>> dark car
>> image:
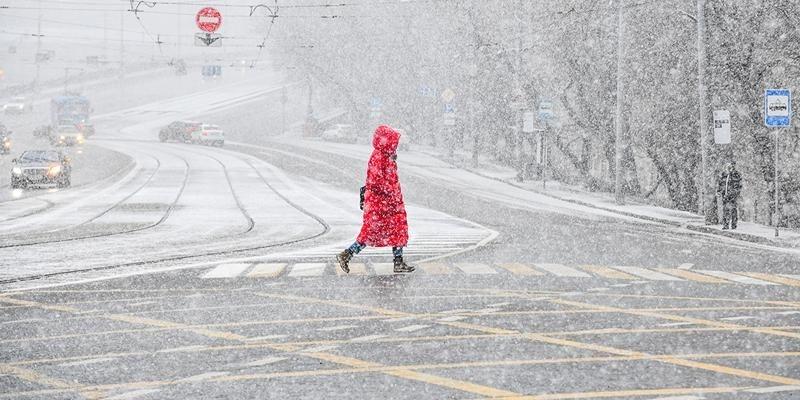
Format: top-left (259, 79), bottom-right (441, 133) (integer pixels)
top-left (159, 120), bottom-right (200, 143)
top-left (11, 150), bottom-right (71, 189)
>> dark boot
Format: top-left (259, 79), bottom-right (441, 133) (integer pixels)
top-left (336, 249), bottom-right (353, 274)
top-left (393, 256), bottom-right (415, 273)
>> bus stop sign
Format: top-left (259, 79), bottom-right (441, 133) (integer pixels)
top-left (765, 89), bottom-right (791, 128)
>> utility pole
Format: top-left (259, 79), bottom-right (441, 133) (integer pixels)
top-left (614, 0), bottom-right (626, 205)
top-left (697, 0), bottom-right (713, 223)
top-left (35, 0), bottom-right (42, 92)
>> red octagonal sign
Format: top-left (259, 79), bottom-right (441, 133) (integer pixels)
top-left (196, 7), bottom-right (222, 33)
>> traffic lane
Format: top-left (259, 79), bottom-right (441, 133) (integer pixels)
top-left (237, 140), bottom-right (800, 272)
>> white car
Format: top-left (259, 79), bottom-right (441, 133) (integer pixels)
top-left (3, 97), bottom-right (31, 114)
top-left (191, 123), bottom-right (224, 147)
top-left (322, 124), bottom-right (356, 143)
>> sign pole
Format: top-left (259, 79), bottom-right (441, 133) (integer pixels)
top-left (542, 122), bottom-right (548, 190)
top-left (775, 130), bottom-right (780, 237)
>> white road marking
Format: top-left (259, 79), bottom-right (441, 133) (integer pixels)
top-left (126, 301), bottom-right (157, 307)
top-left (245, 335), bottom-right (289, 341)
top-left (612, 266), bottom-right (684, 281)
top-left (157, 345), bottom-right (208, 353)
top-left (696, 270), bottom-right (777, 285)
top-left (649, 396), bottom-right (705, 400)
top-left (609, 284), bottom-right (631, 288)
top-left (58, 357), bottom-right (117, 367)
top-left (745, 385), bottom-right (800, 393)
top-left (438, 309), bottom-right (474, 314)
top-left (176, 372), bottom-right (229, 383)
top-left (658, 322), bottom-right (696, 327)
top-left (247, 263), bottom-right (286, 278)
top-left (350, 334), bottom-right (388, 342)
top-left (486, 302), bottom-right (512, 308)
top-left (534, 263), bottom-right (591, 278)
top-left (395, 324), bottom-right (430, 333)
top-left (774, 311), bottom-right (800, 316)
top-left (317, 325), bottom-right (359, 332)
top-left (287, 263), bottom-right (326, 277)
top-left (439, 316), bottom-right (467, 322)
top-left (201, 263), bottom-right (251, 279)
top-left (476, 308), bottom-right (501, 314)
top-left (372, 263), bottom-right (394, 275)
top-left (587, 287), bottom-right (610, 292)
top-left (454, 263), bottom-right (498, 275)
top-left (720, 316), bottom-right (756, 321)
top-left (780, 274), bottom-right (800, 281)
top-left (0, 318), bottom-right (45, 325)
top-left (299, 345), bottom-right (339, 353)
top-left (678, 263), bottom-right (695, 270)
top-left (106, 389), bottom-right (162, 400)
top-left (382, 316), bottom-right (418, 323)
top-left (233, 357), bottom-right (287, 368)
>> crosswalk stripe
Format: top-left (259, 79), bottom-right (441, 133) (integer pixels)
top-left (737, 272), bottom-right (800, 288)
top-left (655, 268), bottom-right (730, 284)
top-left (419, 263), bottom-right (451, 274)
top-left (580, 265), bottom-right (638, 280)
top-left (495, 263), bottom-right (544, 276)
top-left (335, 262), bottom-right (367, 276)
top-left (612, 266), bottom-right (683, 281)
top-left (373, 263), bottom-right (395, 275)
top-left (533, 263), bottom-right (591, 278)
top-left (287, 263), bottom-right (327, 277)
top-left (455, 263), bottom-right (498, 275)
top-left (695, 270), bottom-right (777, 285)
top-left (246, 263), bottom-right (286, 278)
top-left (201, 263), bottom-right (251, 279)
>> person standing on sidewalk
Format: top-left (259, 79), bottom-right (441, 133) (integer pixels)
top-left (336, 125), bottom-right (415, 273)
top-left (717, 161), bottom-right (742, 230)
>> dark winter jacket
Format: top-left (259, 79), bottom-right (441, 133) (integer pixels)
top-left (356, 125), bottom-right (409, 247)
top-left (717, 169), bottom-right (742, 203)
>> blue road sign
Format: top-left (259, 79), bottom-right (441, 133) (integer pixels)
top-left (765, 89), bottom-right (791, 128)
top-left (443, 103), bottom-right (455, 113)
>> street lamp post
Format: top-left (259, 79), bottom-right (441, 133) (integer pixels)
top-left (696, 0), bottom-right (713, 223)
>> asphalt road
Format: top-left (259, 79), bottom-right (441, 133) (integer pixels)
top-left (0, 70), bottom-right (799, 399)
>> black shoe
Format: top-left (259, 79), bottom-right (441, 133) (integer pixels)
top-left (731, 226), bottom-right (737, 230)
top-left (336, 250), bottom-right (353, 274)
top-left (722, 226), bottom-right (729, 230)
top-left (393, 256), bottom-right (415, 273)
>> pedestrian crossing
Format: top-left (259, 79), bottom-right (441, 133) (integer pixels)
top-left (197, 261), bottom-right (800, 288)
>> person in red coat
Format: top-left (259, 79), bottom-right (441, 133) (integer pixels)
top-left (337, 125), bottom-right (415, 273)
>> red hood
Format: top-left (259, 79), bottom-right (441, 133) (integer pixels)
top-left (372, 125), bottom-right (400, 154)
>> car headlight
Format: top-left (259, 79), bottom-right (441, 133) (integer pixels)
top-left (48, 165), bottom-right (62, 176)
top-left (12, 167), bottom-right (22, 175)
top-left (77, 134), bottom-right (84, 141)
top-left (60, 135), bottom-right (66, 140)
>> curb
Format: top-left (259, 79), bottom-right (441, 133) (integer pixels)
top-left (424, 152), bottom-right (798, 250)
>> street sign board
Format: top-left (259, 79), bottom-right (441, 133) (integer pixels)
top-left (765, 89), bottom-right (791, 128)
top-left (194, 32), bottom-right (222, 47)
top-left (201, 65), bottom-right (222, 77)
top-left (713, 110), bottom-right (731, 144)
top-left (538, 100), bottom-right (553, 121)
top-left (196, 7), bottom-right (223, 33)
top-left (523, 111), bottom-right (535, 133)
top-left (441, 88), bottom-right (456, 103)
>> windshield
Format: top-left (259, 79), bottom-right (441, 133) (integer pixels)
top-left (20, 151), bottom-right (59, 163)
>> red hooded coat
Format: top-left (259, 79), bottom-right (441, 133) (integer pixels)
top-left (356, 125), bottom-right (409, 247)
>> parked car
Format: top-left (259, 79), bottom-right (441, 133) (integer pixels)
top-left (11, 150), bottom-right (71, 189)
top-left (190, 123), bottom-right (224, 147)
top-left (321, 124), bottom-right (356, 143)
top-left (159, 120), bottom-right (200, 142)
top-left (3, 97), bottom-right (31, 114)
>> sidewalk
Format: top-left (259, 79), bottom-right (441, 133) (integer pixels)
top-left (427, 148), bottom-right (800, 249)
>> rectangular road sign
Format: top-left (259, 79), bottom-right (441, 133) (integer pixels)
top-left (765, 89), bottom-right (791, 128)
top-left (713, 110), bottom-right (731, 144)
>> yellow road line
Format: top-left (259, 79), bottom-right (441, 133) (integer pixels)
top-left (579, 265), bottom-right (638, 280)
top-left (496, 263), bottom-right (545, 276)
top-left (737, 272), bottom-right (800, 288)
top-left (253, 292), bottom-right (410, 317)
top-left (655, 268), bottom-right (731, 283)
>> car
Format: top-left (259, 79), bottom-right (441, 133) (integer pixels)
top-left (159, 120), bottom-right (200, 143)
top-left (321, 124), bottom-right (356, 143)
top-left (51, 125), bottom-right (84, 146)
top-left (11, 150), bottom-right (71, 189)
top-left (1, 132), bottom-right (11, 155)
top-left (190, 123), bottom-right (224, 147)
top-left (3, 97), bottom-right (31, 114)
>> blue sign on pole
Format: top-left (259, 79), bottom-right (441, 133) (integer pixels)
top-left (765, 89), bottom-right (791, 128)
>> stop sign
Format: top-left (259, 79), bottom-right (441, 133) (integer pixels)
top-left (196, 7), bottom-right (222, 33)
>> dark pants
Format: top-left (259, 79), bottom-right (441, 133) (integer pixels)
top-left (722, 200), bottom-right (738, 229)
